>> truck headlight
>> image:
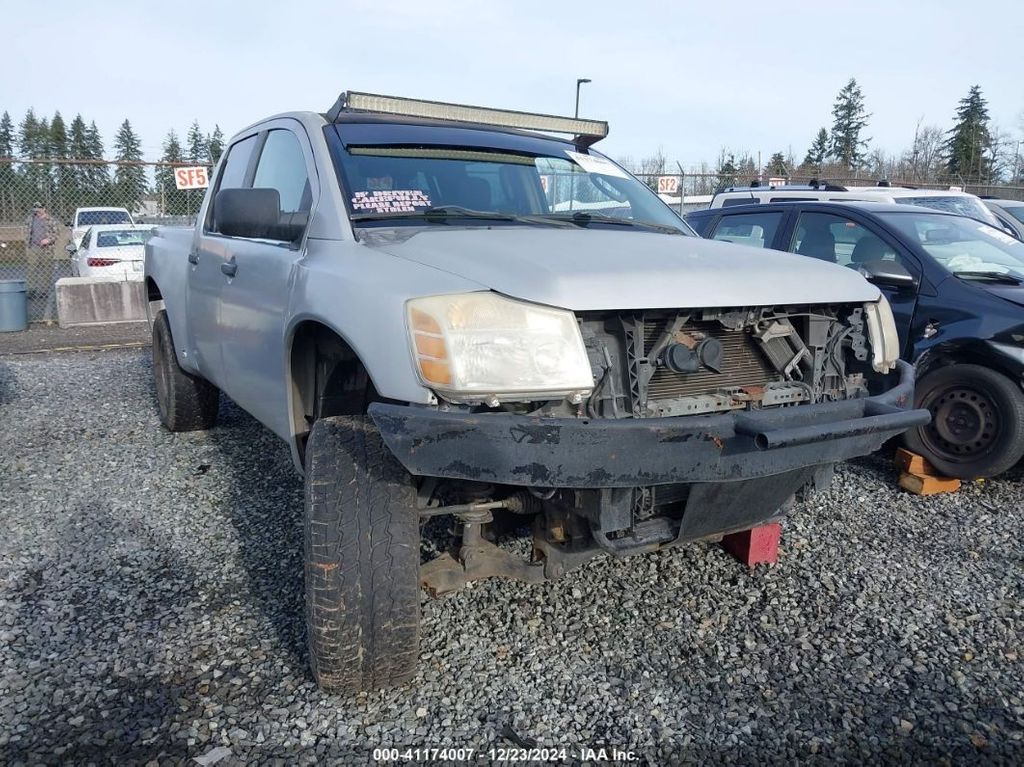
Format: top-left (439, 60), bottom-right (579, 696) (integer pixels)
top-left (407, 293), bottom-right (594, 402)
top-left (863, 296), bottom-right (900, 373)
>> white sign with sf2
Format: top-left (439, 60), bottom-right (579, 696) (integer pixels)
top-left (174, 166), bottom-right (209, 190)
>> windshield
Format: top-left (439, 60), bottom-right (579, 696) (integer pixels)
top-left (1004, 206), bottom-right (1024, 225)
top-left (78, 210), bottom-right (132, 226)
top-left (881, 211), bottom-right (1024, 280)
top-left (332, 140), bottom-right (689, 234)
top-left (95, 229), bottom-right (149, 248)
top-left (893, 195), bottom-right (1001, 227)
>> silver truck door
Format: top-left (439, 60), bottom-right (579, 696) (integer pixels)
top-left (218, 124), bottom-right (316, 435)
top-left (187, 133), bottom-right (261, 387)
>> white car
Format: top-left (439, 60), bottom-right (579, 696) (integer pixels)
top-left (710, 182), bottom-right (1005, 228)
top-left (68, 224), bottom-right (151, 279)
top-left (70, 207), bottom-right (135, 248)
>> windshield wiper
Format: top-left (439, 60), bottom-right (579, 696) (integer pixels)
top-left (954, 270), bottom-right (1023, 284)
top-left (540, 211), bottom-right (685, 234)
top-left (352, 206), bottom-right (578, 228)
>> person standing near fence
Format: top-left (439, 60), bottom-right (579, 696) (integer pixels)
top-left (25, 202), bottom-right (56, 298)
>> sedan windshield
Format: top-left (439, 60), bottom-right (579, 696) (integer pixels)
top-left (78, 210), bottom-right (132, 226)
top-left (894, 195), bottom-right (1000, 227)
top-left (333, 142), bottom-right (689, 234)
top-left (881, 212), bottom-right (1024, 281)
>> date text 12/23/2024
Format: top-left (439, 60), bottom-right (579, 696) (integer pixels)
top-left (372, 747), bottom-right (639, 762)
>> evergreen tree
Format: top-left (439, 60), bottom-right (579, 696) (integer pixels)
top-left (0, 111), bottom-right (13, 158)
top-left (829, 78), bottom-right (870, 170)
top-left (112, 119), bottom-right (146, 212)
top-left (186, 120), bottom-right (208, 164)
top-left (84, 120), bottom-right (109, 198)
top-left (765, 151), bottom-right (788, 178)
top-left (157, 130), bottom-right (186, 215)
top-left (19, 110), bottom-right (51, 203)
top-left (944, 85), bottom-right (991, 182)
top-left (0, 111), bottom-right (17, 221)
top-left (207, 125), bottom-right (224, 165)
top-left (50, 111), bottom-right (73, 218)
top-left (715, 151), bottom-right (738, 192)
top-left (803, 127), bottom-right (830, 169)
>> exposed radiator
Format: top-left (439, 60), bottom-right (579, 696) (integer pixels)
top-left (643, 320), bottom-right (776, 400)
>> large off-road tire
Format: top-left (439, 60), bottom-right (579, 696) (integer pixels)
top-left (904, 363), bottom-right (1024, 479)
top-left (152, 310), bottom-right (219, 432)
top-left (304, 415), bottom-right (420, 693)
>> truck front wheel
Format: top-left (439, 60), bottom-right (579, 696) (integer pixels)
top-left (304, 415), bottom-right (420, 693)
top-left (152, 310), bottom-right (219, 432)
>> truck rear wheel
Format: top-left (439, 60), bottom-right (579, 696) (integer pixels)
top-left (904, 363), bottom-right (1024, 479)
top-left (152, 310), bottom-right (219, 432)
top-left (304, 415), bottom-right (420, 693)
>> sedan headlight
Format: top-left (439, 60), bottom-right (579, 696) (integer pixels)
top-left (863, 296), bottom-right (900, 373)
top-left (407, 292), bottom-right (594, 403)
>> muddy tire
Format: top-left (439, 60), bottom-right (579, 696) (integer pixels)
top-left (304, 415), bottom-right (420, 693)
top-left (152, 310), bottom-right (219, 432)
top-left (904, 363), bottom-right (1024, 479)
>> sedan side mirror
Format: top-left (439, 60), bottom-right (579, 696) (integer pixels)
top-left (64, 242), bottom-right (77, 254)
top-left (857, 259), bottom-right (917, 290)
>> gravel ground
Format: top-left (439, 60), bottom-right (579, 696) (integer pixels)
top-left (1, 348), bottom-right (1023, 764)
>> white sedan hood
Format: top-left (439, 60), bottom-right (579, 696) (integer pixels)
top-left (366, 227), bottom-right (881, 311)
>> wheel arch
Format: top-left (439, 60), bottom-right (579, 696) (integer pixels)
top-left (286, 317), bottom-right (385, 469)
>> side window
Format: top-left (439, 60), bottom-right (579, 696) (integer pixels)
top-left (710, 211), bottom-right (784, 249)
top-left (790, 212), bottom-right (898, 266)
top-left (722, 197), bottom-right (759, 207)
top-left (252, 130), bottom-right (312, 219)
top-left (206, 134), bottom-right (259, 233)
top-left (81, 229), bottom-right (91, 248)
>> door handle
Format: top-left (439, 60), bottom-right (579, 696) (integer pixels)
top-left (221, 257), bottom-right (238, 278)
top-left (187, 250), bottom-right (199, 265)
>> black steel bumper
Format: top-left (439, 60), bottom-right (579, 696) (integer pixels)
top-left (369, 360), bottom-right (929, 488)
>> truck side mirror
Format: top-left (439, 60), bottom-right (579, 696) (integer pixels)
top-left (215, 188), bottom-right (303, 242)
top-left (857, 259), bottom-right (917, 290)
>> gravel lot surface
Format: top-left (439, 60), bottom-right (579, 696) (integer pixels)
top-left (1, 348), bottom-right (1023, 764)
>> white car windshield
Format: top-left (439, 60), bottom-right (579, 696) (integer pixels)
top-left (882, 212), bottom-right (1024, 281)
top-left (95, 230), bottom-right (148, 248)
top-left (893, 195), bottom-right (1000, 227)
top-left (78, 211), bottom-right (132, 226)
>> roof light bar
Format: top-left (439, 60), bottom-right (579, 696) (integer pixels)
top-left (327, 91), bottom-right (608, 144)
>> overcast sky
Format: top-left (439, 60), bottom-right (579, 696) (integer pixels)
top-left (5, 1), bottom-right (1022, 167)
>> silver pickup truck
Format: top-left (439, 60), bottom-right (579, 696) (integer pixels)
top-left (145, 92), bottom-right (929, 694)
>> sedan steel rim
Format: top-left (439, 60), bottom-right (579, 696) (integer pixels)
top-left (921, 385), bottom-right (999, 461)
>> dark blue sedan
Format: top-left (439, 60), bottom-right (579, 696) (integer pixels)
top-left (687, 200), bottom-right (1024, 479)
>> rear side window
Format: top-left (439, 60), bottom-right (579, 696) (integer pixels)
top-left (710, 211), bottom-right (784, 249)
top-left (207, 134), bottom-right (259, 233)
top-left (721, 197), bottom-right (758, 207)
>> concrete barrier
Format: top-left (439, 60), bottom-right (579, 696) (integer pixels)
top-left (55, 277), bottom-right (146, 328)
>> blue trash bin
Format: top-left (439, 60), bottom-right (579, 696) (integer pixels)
top-left (0, 279), bottom-right (28, 332)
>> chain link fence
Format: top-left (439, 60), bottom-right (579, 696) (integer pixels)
top-left (0, 158), bottom-right (206, 322)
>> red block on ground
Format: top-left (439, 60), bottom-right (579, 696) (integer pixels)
top-left (721, 522), bottom-right (781, 566)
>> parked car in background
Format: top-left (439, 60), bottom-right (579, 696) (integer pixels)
top-left (70, 207), bottom-right (135, 248)
top-left (687, 200), bottom-right (1024, 479)
top-left (67, 224), bottom-right (151, 279)
top-left (710, 181), bottom-right (1005, 230)
top-left (145, 91), bottom-right (925, 693)
top-left (983, 198), bottom-right (1024, 240)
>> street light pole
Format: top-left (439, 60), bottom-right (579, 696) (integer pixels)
top-left (575, 78), bottom-right (591, 118)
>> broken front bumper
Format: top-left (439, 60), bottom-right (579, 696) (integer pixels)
top-left (369, 360), bottom-right (929, 489)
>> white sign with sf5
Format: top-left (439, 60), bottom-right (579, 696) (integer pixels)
top-left (174, 166), bottom-right (209, 190)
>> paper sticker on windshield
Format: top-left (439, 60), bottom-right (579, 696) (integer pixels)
top-left (978, 224), bottom-right (1018, 246)
top-left (351, 190), bottom-right (432, 214)
top-left (565, 150), bottom-right (630, 179)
